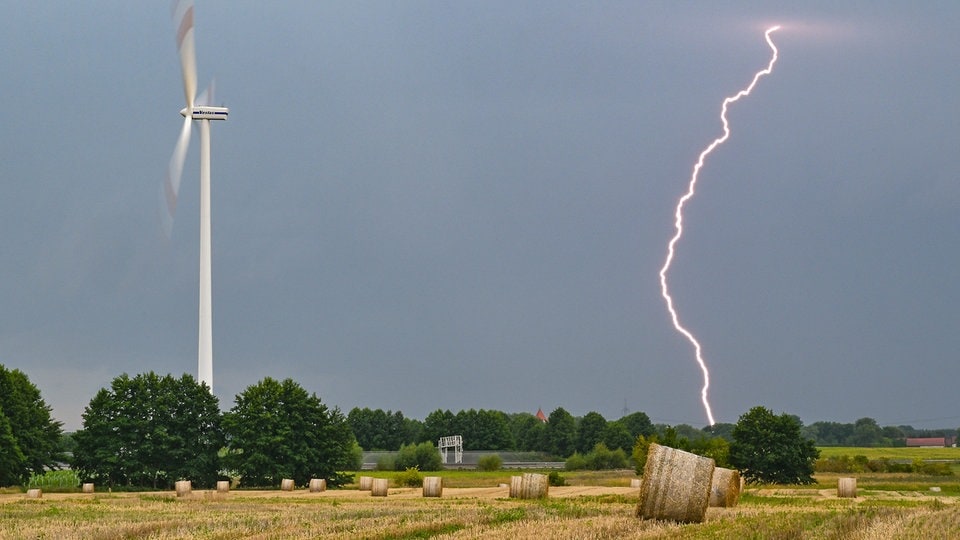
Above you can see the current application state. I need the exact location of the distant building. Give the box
[905,437,956,447]
[535,408,548,423]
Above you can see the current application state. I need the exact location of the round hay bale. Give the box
[636,443,715,523]
[838,477,857,498]
[359,476,374,491]
[216,480,230,493]
[509,475,522,498]
[630,478,641,488]
[422,476,442,497]
[519,473,549,499]
[371,477,389,497]
[26,488,42,499]
[709,467,741,507]
[281,478,295,491]
[82,483,95,494]
[930,486,941,493]
[175,480,192,497]
[309,478,326,493]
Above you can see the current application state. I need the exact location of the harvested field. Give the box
[0,481,958,539]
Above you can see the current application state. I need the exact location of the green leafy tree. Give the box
[0,366,63,484]
[547,407,577,457]
[223,377,355,487]
[394,441,443,471]
[347,408,410,451]
[576,412,608,454]
[509,412,548,452]
[0,411,26,486]
[730,406,819,484]
[602,421,635,454]
[422,409,456,445]
[72,372,223,488]
[632,434,657,475]
[618,411,655,439]
[454,409,514,450]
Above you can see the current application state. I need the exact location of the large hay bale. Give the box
[509,475,522,498]
[371,478,389,497]
[636,443,714,523]
[216,480,230,493]
[281,478,295,491]
[309,478,326,493]
[26,489,42,499]
[519,473,549,499]
[82,483,95,494]
[709,467,741,507]
[422,476,442,497]
[630,478,641,488]
[175,480,192,497]
[358,476,374,491]
[838,477,857,498]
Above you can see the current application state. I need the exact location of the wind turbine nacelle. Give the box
[180,106,229,120]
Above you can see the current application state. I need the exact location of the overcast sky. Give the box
[2,2,958,432]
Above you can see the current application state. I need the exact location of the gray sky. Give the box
[1,2,958,432]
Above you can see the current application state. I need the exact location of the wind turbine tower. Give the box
[163,0,228,390]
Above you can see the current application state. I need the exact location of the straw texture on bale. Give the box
[281,478,295,491]
[630,478,641,488]
[371,478,389,497]
[636,443,714,523]
[518,473,549,499]
[422,476,442,497]
[26,489,42,499]
[708,467,741,507]
[509,476,522,498]
[175,480,192,497]
[359,476,373,491]
[82,483,94,494]
[216,481,230,493]
[838,477,857,498]
[309,478,326,492]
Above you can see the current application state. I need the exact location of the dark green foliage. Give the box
[454,409,514,450]
[576,412,607,454]
[618,411,655,439]
[0,365,63,485]
[223,377,355,487]
[815,455,870,473]
[564,452,588,471]
[476,454,502,471]
[730,406,819,484]
[394,441,443,471]
[71,372,223,488]
[509,413,548,452]
[632,434,655,475]
[566,443,628,470]
[347,407,411,451]
[601,421,634,454]
[547,471,566,486]
[547,407,577,457]
[395,467,422,487]
[688,436,730,468]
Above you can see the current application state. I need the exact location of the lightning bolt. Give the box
[659,26,781,426]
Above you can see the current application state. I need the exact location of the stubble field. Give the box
[2,471,958,539]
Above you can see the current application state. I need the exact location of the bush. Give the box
[815,455,869,473]
[548,471,566,486]
[477,454,502,472]
[395,467,422,487]
[585,443,628,470]
[375,455,395,471]
[395,441,443,471]
[565,452,588,471]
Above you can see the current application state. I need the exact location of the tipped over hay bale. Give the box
[518,473,549,499]
[309,478,326,492]
[216,481,230,493]
[175,480,192,497]
[709,467,741,507]
[82,483,94,494]
[838,477,857,498]
[359,476,373,491]
[509,475,522,498]
[26,489,42,499]
[371,478,389,497]
[636,443,714,523]
[423,476,442,497]
[281,478,295,491]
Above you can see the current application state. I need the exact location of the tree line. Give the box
[1,362,957,489]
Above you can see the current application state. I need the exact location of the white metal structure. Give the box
[438,435,463,465]
[163,0,228,390]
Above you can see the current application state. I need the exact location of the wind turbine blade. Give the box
[196,79,215,107]
[161,115,193,238]
[172,0,197,108]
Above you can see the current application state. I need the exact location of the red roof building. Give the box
[535,408,548,423]
[905,437,956,447]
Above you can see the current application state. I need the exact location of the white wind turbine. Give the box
[161,0,228,390]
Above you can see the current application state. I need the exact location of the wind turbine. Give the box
[162,0,228,391]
